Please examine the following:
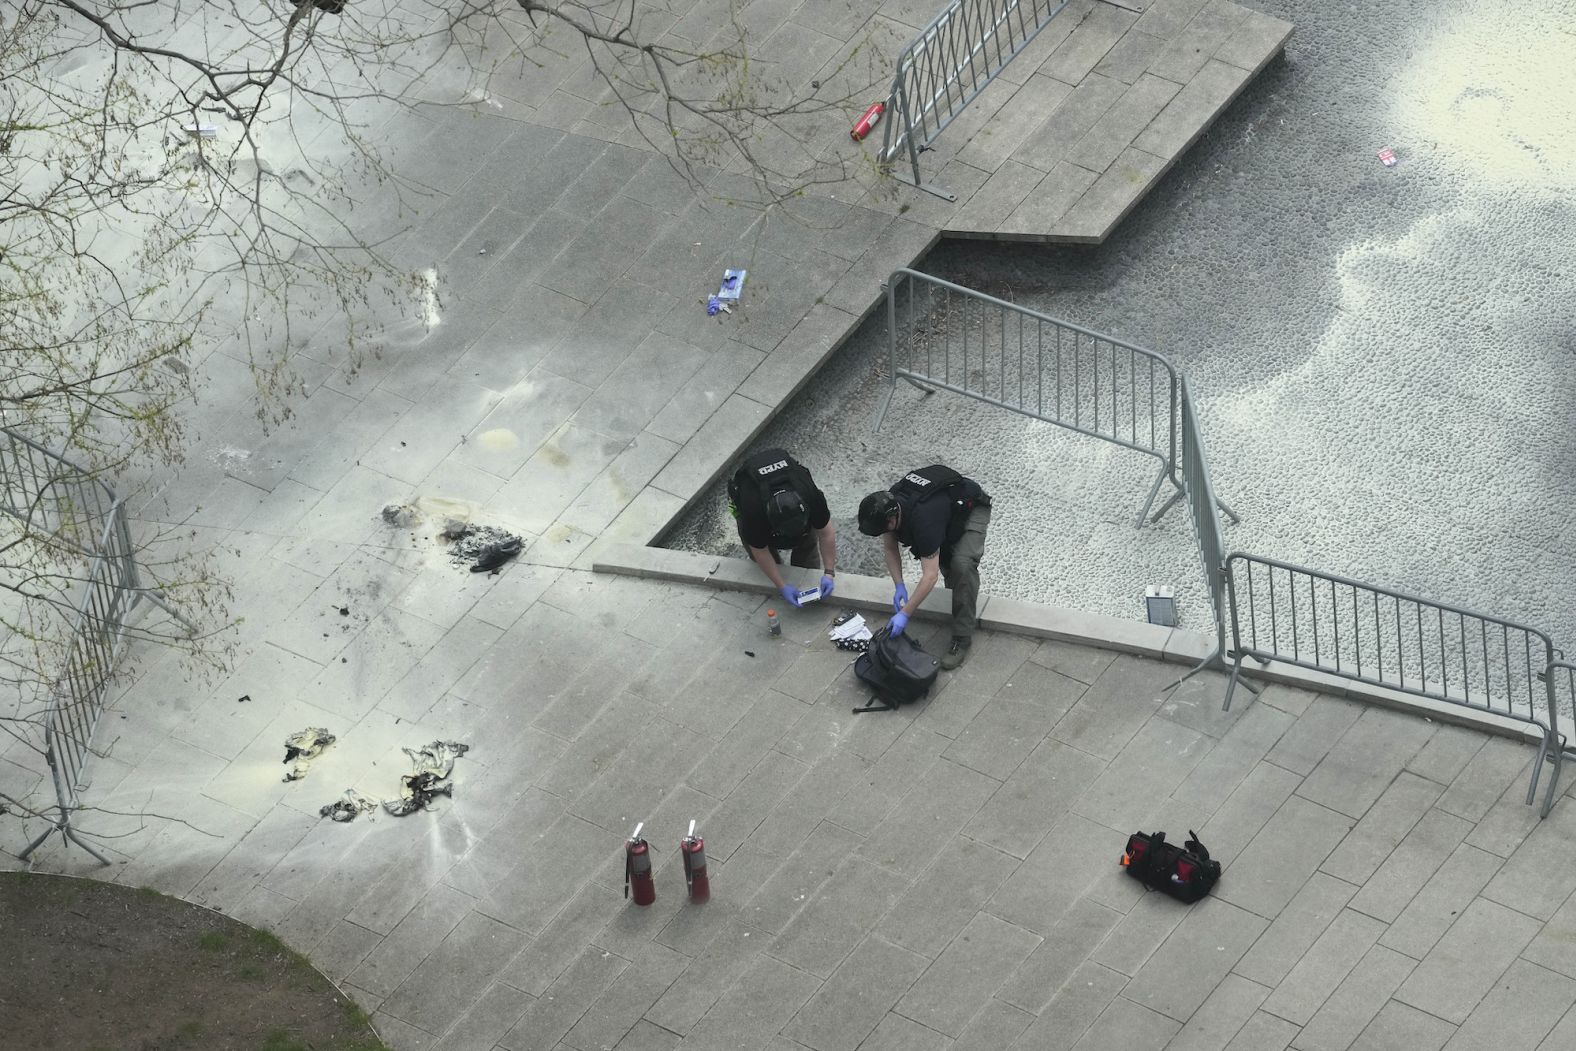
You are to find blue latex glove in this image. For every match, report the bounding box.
[889,612,909,636]
[820,574,836,598]
[892,583,909,613]
[779,584,802,608]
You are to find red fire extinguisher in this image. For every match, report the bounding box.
[850,101,885,142]
[681,820,710,904]
[625,823,655,907]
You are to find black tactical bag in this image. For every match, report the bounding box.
[1120,830,1222,903]
[852,627,939,713]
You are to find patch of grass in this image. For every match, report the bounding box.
[249,927,286,953]
[237,963,264,981]
[136,885,164,900]
[342,1001,373,1030]
[898,203,911,214]
[176,1020,205,1042]
[259,1030,309,1051]
[197,931,230,952]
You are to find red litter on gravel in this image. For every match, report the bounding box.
[1377,147,1398,167]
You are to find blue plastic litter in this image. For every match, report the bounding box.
[717,268,747,302]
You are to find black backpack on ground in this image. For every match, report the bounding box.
[1120,830,1222,903]
[853,628,940,713]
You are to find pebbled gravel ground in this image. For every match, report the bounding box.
[666,0,1576,646]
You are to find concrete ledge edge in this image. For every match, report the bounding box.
[591,543,1557,755]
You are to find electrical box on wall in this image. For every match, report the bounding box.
[1144,586,1177,627]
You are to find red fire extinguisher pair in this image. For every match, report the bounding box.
[624,821,709,907]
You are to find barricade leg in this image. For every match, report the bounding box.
[19,812,112,866]
[1135,462,1172,529]
[873,384,897,432]
[1222,655,1247,712]
[1532,728,1564,817]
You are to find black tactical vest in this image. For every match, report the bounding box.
[891,464,964,506]
[730,448,814,543]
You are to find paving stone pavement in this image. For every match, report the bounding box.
[15,565,1576,1051]
[11,1,1576,1049]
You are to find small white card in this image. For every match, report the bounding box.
[796,585,822,603]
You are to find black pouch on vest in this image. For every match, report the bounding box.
[1120,830,1221,903]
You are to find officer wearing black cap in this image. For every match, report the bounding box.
[858,465,990,669]
[728,448,837,607]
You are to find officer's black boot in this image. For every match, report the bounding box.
[941,636,971,670]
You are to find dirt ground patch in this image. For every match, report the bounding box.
[0,872,387,1051]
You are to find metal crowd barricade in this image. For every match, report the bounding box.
[1,426,190,862]
[876,268,1189,528]
[1223,553,1567,816]
[880,0,1072,199]
[1168,375,1255,694]
[872,273,1569,814]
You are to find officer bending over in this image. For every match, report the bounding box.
[728,448,837,607]
[858,464,991,670]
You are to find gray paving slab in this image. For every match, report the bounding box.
[1124,895,1267,1022]
[782,936,928,1051]
[1132,56,1252,158]
[999,160,1105,236]
[1053,143,1171,240]
[1215,794,1354,920]
[1534,1006,1576,1051]
[1480,802,1576,920]
[875,833,1023,958]
[1093,26,1169,84]
[382,911,531,1036]
[561,943,688,1051]
[1091,889,1187,977]
[997,897,1123,1014]
[1393,897,1543,1025]
[1346,806,1474,924]
[1147,0,1253,84]
[770,854,909,977]
[1224,1011,1299,1051]
[1292,945,1418,1051]
[1074,716,1211,831]
[1014,72,1130,173]
[1259,906,1388,1026]
[1013,959,1128,1050]
[1299,707,1435,820]
[953,159,1054,233]
[678,953,822,1051]
[987,812,1139,935]
[1439,958,1576,1051]
[942,661,1079,780]
[897,911,1041,1035]
[1351,1002,1457,1051]
[1165,973,1270,1051]
[1379,842,1504,961]
[969,736,1106,859]
[1066,73,1181,173]
[958,73,1077,174]
[1049,652,1178,759]
[1322,773,1448,887]
[955,998,1035,1050]
[430,981,534,1051]
[500,944,630,1050]
[1042,1,1140,86]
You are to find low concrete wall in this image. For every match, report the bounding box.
[591,543,1550,754]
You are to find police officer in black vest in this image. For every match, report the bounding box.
[857,465,991,669]
[728,448,837,607]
